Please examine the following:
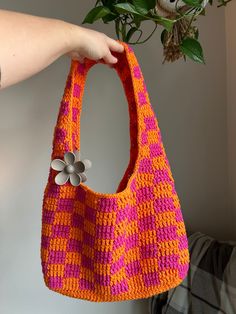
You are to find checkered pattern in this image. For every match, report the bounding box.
[41,42,189,302]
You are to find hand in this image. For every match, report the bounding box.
[0,9,125,89]
[65,26,124,65]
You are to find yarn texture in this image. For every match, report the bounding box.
[41,42,189,302]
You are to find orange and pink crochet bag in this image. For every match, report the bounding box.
[41,42,189,302]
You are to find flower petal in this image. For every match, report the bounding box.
[80,173,87,183]
[82,159,92,170]
[69,173,81,186]
[55,171,69,185]
[74,161,85,173]
[64,151,75,165]
[51,159,65,171]
[74,150,81,161]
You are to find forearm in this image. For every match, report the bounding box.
[0,9,74,89]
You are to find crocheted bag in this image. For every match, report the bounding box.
[41,42,189,302]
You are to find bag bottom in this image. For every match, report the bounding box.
[43,274,187,302]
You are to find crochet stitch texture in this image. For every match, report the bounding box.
[41,42,189,302]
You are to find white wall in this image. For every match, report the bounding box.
[0,1,231,314]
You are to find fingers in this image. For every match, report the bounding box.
[106,38,124,53]
[102,37,124,65]
[67,28,125,66]
[103,50,118,65]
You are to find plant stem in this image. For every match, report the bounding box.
[129,22,158,45]
[115,19,121,40]
[129,29,143,44]
[184,11,197,38]
[120,19,127,41]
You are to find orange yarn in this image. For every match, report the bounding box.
[41,42,189,302]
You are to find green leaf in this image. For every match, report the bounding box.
[149,12,175,31]
[158,18,175,32]
[133,0,156,14]
[114,3,142,15]
[82,6,111,24]
[126,27,138,42]
[103,0,115,4]
[180,38,205,63]
[182,0,202,7]
[102,0,116,9]
[102,13,118,23]
[133,15,148,28]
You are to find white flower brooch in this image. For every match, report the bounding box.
[51,151,92,186]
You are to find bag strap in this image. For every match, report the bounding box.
[51,42,150,160]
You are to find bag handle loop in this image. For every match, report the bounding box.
[51,42,148,160]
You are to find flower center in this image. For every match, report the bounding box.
[65,165,75,174]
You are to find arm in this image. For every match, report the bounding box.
[0,9,124,89]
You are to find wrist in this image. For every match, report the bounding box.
[59,20,84,54]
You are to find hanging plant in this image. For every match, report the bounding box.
[82,0,231,63]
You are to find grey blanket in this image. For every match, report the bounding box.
[149,232,236,314]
